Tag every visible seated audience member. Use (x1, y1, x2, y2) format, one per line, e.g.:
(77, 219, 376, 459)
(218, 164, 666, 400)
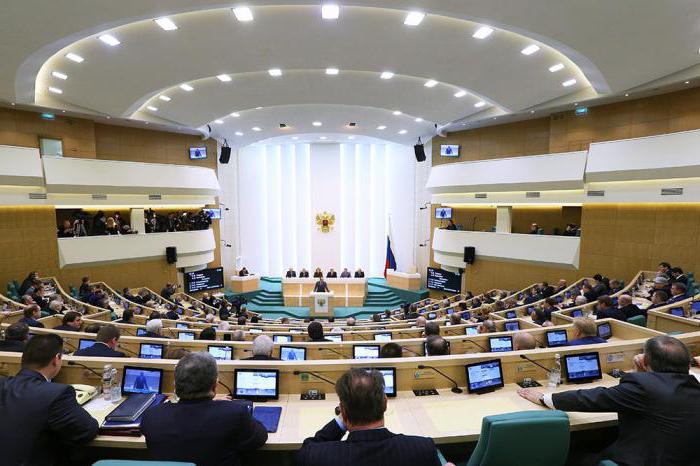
(609, 279, 623, 295)
(657, 261, 672, 277)
(74, 324, 125, 357)
(372, 313, 382, 323)
(379, 342, 402, 359)
(618, 294, 643, 319)
(529, 223, 540, 234)
(647, 290, 669, 310)
(53, 311, 83, 332)
(415, 316, 427, 329)
(542, 298, 559, 321)
(571, 295, 588, 308)
(251, 315, 260, 324)
(296, 368, 447, 466)
(530, 307, 551, 326)
(513, 332, 537, 351)
(556, 279, 568, 292)
(104, 217, 120, 235)
(0, 322, 30, 352)
(236, 315, 247, 326)
(477, 319, 496, 334)
(518, 335, 700, 466)
(17, 271, 38, 297)
(238, 267, 250, 276)
(648, 275, 671, 300)
(84, 323, 102, 334)
(522, 288, 538, 305)
(582, 283, 598, 303)
(280, 317, 291, 325)
(313, 268, 324, 278)
(142, 352, 268, 464)
(145, 319, 168, 339)
(346, 317, 356, 327)
(299, 268, 310, 278)
(46, 300, 63, 316)
(326, 268, 338, 278)
(354, 268, 365, 278)
(667, 282, 688, 304)
(340, 268, 351, 278)
(425, 336, 450, 356)
(199, 327, 217, 341)
(286, 268, 297, 278)
(669, 267, 688, 285)
(118, 309, 134, 324)
(308, 321, 331, 342)
(540, 282, 555, 298)
(245, 335, 278, 360)
(19, 305, 44, 328)
(562, 223, 578, 236)
(230, 330, 246, 342)
(164, 306, 180, 321)
(424, 322, 440, 337)
(57, 220, 74, 238)
(165, 347, 191, 360)
(20, 294, 35, 306)
(592, 274, 610, 297)
(218, 320, 231, 333)
(449, 312, 462, 326)
(0, 334, 99, 465)
(160, 283, 177, 301)
(569, 317, 607, 345)
(595, 295, 627, 321)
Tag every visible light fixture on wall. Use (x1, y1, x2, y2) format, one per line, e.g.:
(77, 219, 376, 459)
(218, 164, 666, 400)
(418, 202, 430, 210)
(220, 240, 232, 248)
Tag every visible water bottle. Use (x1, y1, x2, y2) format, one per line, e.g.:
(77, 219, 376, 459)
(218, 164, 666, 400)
(110, 367, 121, 403)
(548, 354, 561, 388)
(102, 364, 113, 400)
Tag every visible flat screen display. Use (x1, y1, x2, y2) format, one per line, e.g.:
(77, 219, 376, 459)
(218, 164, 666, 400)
(178, 331, 196, 341)
(353, 345, 380, 359)
(505, 311, 517, 319)
(176, 323, 189, 330)
(136, 328, 147, 336)
(670, 307, 685, 317)
(202, 208, 222, 220)
(375, 332, 392, 342)
(78, 339, 94, 350)
(373, 367, 397, 397)
(465, 326, 479, 336)
(691, 301, 700, 314)
(280, 346, 306, 361)
(465, 359, 504, 393)
(546, 330, 569, 347)
(273, 335, 292, 343)
(208, 345, 233, 361)
(189, 147, 207, 160)
(435, 207, 453, 220)
(427, 312, 437, 320)
(234, 369, 279, 400)
(139, 343, 163, 359)
(504, 321, 520, 331)
(184, 267, 224, 293)
(564, 352, 602, 382)
(597, 323, 612, 339)
(462, 311, 471, 320)
(326, 334, 343, 343)
(440, 144, 460, 157)
(427, 267, 462, 294)
(572, 309, 583, 318)
(249, 328, 263, 334)
(122, 367, 163, 395)
(289, 329, 303, 334)
(488, 336, 513, 352)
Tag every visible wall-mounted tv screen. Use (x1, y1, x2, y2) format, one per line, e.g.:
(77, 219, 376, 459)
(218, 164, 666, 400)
(184, 267, 224, 293)
(440, 145, 460, 157)
(427, 267, 462, 294)
(189, 147, 207, 160)
(435, 207, 453, 220)
(202, 208, 222, 220)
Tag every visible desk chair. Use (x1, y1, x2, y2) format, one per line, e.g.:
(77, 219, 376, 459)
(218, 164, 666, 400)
(438, 410, 570, 466)
(626, 315, 646, 327)
(94, 461, 195, 466)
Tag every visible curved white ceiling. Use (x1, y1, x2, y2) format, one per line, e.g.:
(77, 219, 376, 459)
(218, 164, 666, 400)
(3, 1, 700, 145)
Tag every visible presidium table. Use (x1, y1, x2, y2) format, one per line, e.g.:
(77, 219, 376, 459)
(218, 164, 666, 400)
(282, 278, 368, 311)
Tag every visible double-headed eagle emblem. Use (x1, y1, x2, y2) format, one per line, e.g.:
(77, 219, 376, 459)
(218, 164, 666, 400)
(315, 211, 335, 233)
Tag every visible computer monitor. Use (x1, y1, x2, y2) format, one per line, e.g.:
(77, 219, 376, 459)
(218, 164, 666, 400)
(136, 328, 147, 336)
(465, 359, 504, 394)
(505, 311, 517, 319)
(488, 336, 513, 352)
(353, 345, 380, 359)
(432, 304, 440, 310)
(446, 308, 454, 315)
(546, 330, 569, 347)
(234, 369, 280, 401)
(465, 326, 479, 336)
(326, 334, 343, 343)
(121, 366, 163, 395)
(176, 323, 189, 330)
(427, 312, 437, 320)
(178, 331, 196, 341)
(176, 308, 184, 315)
(691, 301, 700, 315)
(572, 309, 584, 318)
(670, 307, 685, 317)
(462, 311, 471, 320)
(597, 322, 612, 339)
(279, 346, 306, 361)
(563, 352, 602, 383)
(289, 328, 303, 334)
(374, 332, 392, 342)
(372, 367, 397, 397)
(504, 321, 520, 332)
(208, 345, 233, 361)
(139, 343, 164, 359)
(249, 328, 263, 334)
(78, 339, 94, 350)
(273, 335, 292, 343)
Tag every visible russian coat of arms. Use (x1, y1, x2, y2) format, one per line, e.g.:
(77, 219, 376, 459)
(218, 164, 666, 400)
(315, 211, 335, 233)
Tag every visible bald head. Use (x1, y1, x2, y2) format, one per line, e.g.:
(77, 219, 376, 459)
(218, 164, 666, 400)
(513, 332, 537, 351)
(618, 294, 633, 306)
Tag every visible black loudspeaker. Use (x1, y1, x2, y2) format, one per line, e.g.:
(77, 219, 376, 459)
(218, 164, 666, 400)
(414, 143, 426, 162)
(166, 247, 177, 264)
(219, 146, 231, 164)
(464, 247, 475, 265)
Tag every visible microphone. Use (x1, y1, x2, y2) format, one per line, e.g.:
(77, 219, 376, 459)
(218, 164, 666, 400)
(417, 364, 463, 394)
(217, 378, 233, 396)
(293, 370, 337, 387)
(464, 339, 488, 352)
(63, 339, 78, 352)
(319, 347, 346, 359)
(519, 354, 552, 374)
(67, 360, 103, 379)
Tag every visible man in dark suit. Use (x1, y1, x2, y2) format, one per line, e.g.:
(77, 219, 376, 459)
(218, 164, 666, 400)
(243, 335, 279, 360)
(18, 304, 44, 328)
(74, 324, 125, 357)
(646, 290, 669, 310)
(518, 335, 700, 466)
(617, 294, 644, 319)
(0, 334, 99, 465)
(354, 268, 365, 278)
(594, 295, 627, 321)
(0, 322, 29, 352)
(326, 268, 338, 278)
(569, 317, 607, 345)
(666, 282, 688, 305)
(286, 268, 297, 278)
(299, 268, 310, 278)
(142, 352, 267, 465)
(540, 282, 555, 298)
(238, 267, 250, 277)
(53, 311, 84, 332)
(314, 277, 330, 293)
(669, 267, 688, 285)
(339, 268, 351, 278)
(296, 368, 446, 466)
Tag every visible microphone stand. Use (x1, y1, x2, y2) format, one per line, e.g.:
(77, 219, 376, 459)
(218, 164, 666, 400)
(401, 346, 422, 357)
(463, 338, 489, 352)
(67, 360, 103, 380)
(519, 354, 553, 374)
(417, 364, 463, 394)
(217, 379, 234, 396)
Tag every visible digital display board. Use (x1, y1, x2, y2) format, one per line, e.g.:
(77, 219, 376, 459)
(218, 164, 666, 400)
(426, 267, 462, 294)
(184, 267, 224, 293)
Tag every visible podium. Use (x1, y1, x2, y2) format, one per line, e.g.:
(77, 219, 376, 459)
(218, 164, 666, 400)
(310, 292, 334, 318)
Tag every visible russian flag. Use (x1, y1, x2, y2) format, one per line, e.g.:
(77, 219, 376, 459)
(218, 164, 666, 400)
(384, 236, 397, 277)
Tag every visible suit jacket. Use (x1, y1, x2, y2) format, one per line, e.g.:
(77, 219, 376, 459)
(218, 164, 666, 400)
(74, 342, 125, 358)
(286, 271, 297, 278)
(340, 272, 351, 278)
(326, 272, 338, 278)
(296, 419, 441, 466)
(53, 324, 78, 332)
(314, 281, 330, 292)
(620, 303, 644, 319)
(667, 294, 687, 305)
(552, 371, 700, 466)
(569, 336, 607, 345)
(595, 307, 628, 321)
(244, 355, 279, 361)
(141, 398, 267, 466)
(0, 339, 25, 352)
(0, 369, 99, 465)
(354, 271, 365, 278)
(299, 271, 310, 278)
(18, 316, 44, 328)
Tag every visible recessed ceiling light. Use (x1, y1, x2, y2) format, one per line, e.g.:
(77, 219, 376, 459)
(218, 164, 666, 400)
(562, 78, 577, 87)
(268, 68, 283, 77)
(146, 105, 158, 111)
(321, 4, 340, 19)
(217, 74, 232, 82)
(320, 136, 327, 140)
(312, 121, 323, 127)
(392, 110, 402, 116)
(98, 34, 120, 46)
(473, 26, 493, 39)
(377, 125, 387, 130)
(398, 130, 408, 135)
(252, 126, 262, 131)
(214, 119, 224, 124)
(415, 117, 423, 122)
(158, 95, 171, 102)
(235, 131, 244, 136)
(48, 86, 63, 94)
(255, 106, 263, 109)
(154, 17, 178, 31)
(65, 52, 84, 63)
(549, 63, 564, 73)
(530, 110, 535, 114)
(685, 80, 691, 84)
(474, 101, 486, 108)
(454, 90, 467, 98)
(348, 136, 355, 140)
(521, 44, 540, 55)
(404, 11, 425, 26)
(230, 112, 240, 117)
(380, 71, 395, 80)
(624, 93, 629, 97)
(51, 71, 68, 80)
(424, 80, 438, 88)
(325, 68, 339, 75)
(232, 7, 254, 22)
(180, 83, 194, 91)
(292, 136, 299, 140)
